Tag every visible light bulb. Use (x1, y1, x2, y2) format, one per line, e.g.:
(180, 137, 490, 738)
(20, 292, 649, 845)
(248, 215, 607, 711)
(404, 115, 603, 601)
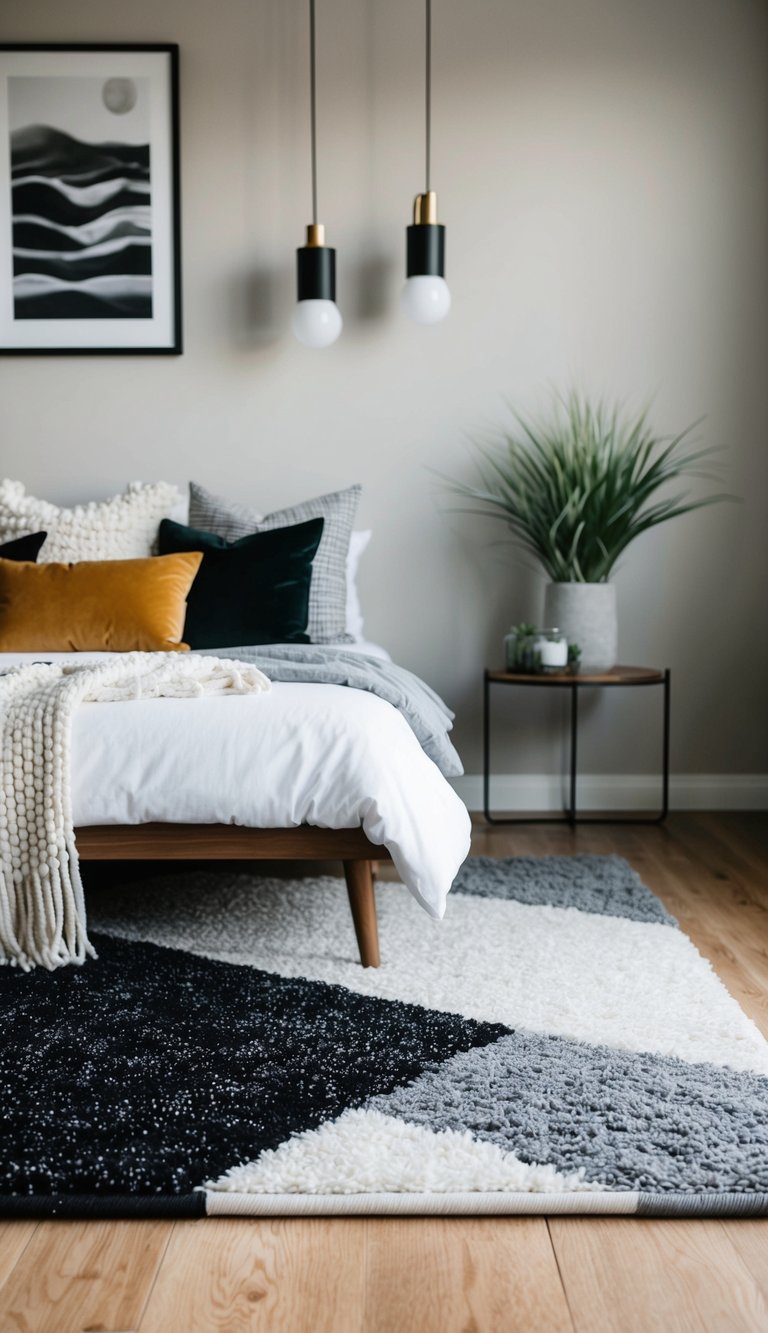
(401, 274, 451, 325)
(291, 298, 342, 348)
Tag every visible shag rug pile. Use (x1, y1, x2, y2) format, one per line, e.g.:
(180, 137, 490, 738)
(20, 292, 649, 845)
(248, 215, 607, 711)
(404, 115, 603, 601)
(1, 854, 766, 1218)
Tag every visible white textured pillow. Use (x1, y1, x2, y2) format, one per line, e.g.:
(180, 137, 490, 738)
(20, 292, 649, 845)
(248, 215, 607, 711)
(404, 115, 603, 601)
(346, 530, 371, 641)
(0, 480, 182, 562)
(131, 480, 190, 527)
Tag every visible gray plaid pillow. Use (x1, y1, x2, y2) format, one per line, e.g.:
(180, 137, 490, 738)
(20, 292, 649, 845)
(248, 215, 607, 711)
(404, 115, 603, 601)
(189, 481, 362, 643)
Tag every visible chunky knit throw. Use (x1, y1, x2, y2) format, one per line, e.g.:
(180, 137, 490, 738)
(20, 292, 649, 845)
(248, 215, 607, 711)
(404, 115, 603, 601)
(0, 654, 271, 971)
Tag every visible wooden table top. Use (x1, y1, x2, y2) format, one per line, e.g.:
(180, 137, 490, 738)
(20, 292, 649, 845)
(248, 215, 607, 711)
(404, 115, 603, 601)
(486, 665, 666, 686)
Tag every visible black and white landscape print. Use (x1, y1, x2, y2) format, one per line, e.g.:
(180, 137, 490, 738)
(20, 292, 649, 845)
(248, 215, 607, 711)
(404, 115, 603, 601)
(9, 76, 153, 320)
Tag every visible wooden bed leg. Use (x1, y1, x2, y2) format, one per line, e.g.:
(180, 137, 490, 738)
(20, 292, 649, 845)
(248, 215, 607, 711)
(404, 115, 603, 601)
(343, 859, 381, 968)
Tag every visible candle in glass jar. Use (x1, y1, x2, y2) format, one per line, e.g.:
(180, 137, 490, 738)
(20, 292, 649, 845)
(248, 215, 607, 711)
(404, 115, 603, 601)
(536, 632, 568, 668)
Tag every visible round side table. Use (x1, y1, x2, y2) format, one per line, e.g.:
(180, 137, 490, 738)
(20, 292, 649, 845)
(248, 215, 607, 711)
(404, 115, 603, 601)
(483, 665, 670, 825)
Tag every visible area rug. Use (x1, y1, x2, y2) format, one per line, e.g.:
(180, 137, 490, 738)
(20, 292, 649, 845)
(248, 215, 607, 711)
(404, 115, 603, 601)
(1, 855, 766, 1218)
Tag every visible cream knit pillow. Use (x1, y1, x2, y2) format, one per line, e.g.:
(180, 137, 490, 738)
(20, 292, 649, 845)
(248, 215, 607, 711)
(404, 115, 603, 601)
(0, 480, 182, 562)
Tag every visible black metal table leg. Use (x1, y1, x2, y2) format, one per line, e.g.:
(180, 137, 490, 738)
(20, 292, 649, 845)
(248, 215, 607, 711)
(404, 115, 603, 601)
(483, 670, 492, 823)
(568, 681, 578, 824)
(482, 670, 573, 825)
(660, 668, 671, 823)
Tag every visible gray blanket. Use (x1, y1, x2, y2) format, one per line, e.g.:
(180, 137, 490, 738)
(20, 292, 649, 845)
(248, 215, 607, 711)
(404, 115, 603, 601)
(196, 645, 463, 778)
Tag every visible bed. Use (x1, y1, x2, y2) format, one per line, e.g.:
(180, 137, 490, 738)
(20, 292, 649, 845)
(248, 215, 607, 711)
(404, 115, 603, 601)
(2, 642, 471, 968)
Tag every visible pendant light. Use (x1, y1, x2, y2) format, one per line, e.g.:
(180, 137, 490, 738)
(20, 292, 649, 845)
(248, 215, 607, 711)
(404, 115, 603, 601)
(291, 0, 342, 348)
(401, 0, 451, 324)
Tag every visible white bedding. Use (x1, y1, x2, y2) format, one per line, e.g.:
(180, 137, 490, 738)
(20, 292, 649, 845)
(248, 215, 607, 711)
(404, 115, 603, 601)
(0, 646, 470, 919)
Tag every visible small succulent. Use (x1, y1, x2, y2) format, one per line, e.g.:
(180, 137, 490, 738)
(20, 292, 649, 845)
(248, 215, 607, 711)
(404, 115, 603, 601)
(506, 623, 540, 673)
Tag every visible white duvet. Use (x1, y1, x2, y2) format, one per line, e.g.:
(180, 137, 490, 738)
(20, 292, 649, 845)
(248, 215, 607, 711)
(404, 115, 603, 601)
(0, 646, 471, 919)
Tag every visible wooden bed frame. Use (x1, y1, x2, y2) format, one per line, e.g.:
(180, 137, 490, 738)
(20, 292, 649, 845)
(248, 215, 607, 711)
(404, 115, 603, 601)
(75, 825, 388, 968)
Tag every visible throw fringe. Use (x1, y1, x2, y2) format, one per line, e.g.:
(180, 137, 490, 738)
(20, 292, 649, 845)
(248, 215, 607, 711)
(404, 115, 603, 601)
(0, 654, 270, 971)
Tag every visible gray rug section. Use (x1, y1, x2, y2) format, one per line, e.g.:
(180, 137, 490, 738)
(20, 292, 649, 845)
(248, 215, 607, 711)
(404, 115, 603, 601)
(452, 855, 677, 926)
(368, 1031, 768, 1195)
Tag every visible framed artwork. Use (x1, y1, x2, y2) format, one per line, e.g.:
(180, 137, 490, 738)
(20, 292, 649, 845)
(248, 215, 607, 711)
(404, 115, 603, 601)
(0, 44, 181, 355)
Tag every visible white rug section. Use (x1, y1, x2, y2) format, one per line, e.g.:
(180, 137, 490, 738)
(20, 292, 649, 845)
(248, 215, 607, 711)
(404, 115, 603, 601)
(92, 873, 768, 1075)
(205, 1108, 602, 1197)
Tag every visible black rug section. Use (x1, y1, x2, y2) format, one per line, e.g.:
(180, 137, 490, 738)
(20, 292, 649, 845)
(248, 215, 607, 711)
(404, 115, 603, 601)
(0, 933, 506, 1200)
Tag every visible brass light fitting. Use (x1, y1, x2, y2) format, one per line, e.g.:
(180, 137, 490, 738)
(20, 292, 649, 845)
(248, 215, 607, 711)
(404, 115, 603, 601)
(305, 222, 326, 247)
(413, 191, 438, 226)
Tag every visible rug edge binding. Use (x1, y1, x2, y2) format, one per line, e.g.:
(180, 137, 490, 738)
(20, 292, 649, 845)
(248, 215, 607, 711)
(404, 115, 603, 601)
(203, 1189, 768, 1218)
(2, 1190, 766, 1219)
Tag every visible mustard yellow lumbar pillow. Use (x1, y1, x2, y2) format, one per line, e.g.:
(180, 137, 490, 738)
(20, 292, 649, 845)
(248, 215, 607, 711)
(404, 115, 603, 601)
(0, 552, 203, 652)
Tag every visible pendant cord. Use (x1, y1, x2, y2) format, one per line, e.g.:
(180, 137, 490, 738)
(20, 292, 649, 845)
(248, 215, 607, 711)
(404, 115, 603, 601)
(310, 0, 318, 224)
(425, 0, 431, 192)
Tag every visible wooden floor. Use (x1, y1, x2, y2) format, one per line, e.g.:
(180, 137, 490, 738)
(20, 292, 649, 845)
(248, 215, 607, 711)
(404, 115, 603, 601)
(1, 813, 767, 1333)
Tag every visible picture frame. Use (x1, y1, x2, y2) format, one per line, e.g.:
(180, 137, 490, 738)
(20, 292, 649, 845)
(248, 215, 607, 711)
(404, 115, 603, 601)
(0, 43, 181, 355)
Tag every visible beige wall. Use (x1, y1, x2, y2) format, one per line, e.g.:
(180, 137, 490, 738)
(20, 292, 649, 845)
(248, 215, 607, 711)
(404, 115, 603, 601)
(2, 0, 767, 785)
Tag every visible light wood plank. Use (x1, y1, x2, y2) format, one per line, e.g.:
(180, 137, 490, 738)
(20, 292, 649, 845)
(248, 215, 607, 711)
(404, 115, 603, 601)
(723, 1221, 768, 1304)
(549, 1218, 768, 1333)
(665, 822, 768, 976)
(0, 1219, 172, 1333)
(139, 1219, 367, 1333)
(673, 815, 768, 893)
(0, 1221, 37, 1289)
(363, 1218, 573, 1333)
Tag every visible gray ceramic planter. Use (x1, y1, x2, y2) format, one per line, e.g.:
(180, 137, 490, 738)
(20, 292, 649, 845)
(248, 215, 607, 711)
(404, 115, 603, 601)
(542, 582, 617, 670)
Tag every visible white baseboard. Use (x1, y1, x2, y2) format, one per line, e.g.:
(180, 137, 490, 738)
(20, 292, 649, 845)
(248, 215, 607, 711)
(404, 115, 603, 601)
(451, 773, 768, 813)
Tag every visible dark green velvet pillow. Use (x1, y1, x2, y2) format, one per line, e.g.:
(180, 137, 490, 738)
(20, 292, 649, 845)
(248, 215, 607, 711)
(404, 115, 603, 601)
(157, 516, 324, 649)
(0, 532, 48, 561)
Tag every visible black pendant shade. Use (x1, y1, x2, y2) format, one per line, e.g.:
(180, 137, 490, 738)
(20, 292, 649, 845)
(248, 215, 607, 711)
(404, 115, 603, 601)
(297, 226, 336, 301)
(406, 220, 445, 279)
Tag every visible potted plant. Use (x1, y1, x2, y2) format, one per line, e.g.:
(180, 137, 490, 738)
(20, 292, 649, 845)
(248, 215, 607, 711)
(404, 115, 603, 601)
(448, 392, 727, 669)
